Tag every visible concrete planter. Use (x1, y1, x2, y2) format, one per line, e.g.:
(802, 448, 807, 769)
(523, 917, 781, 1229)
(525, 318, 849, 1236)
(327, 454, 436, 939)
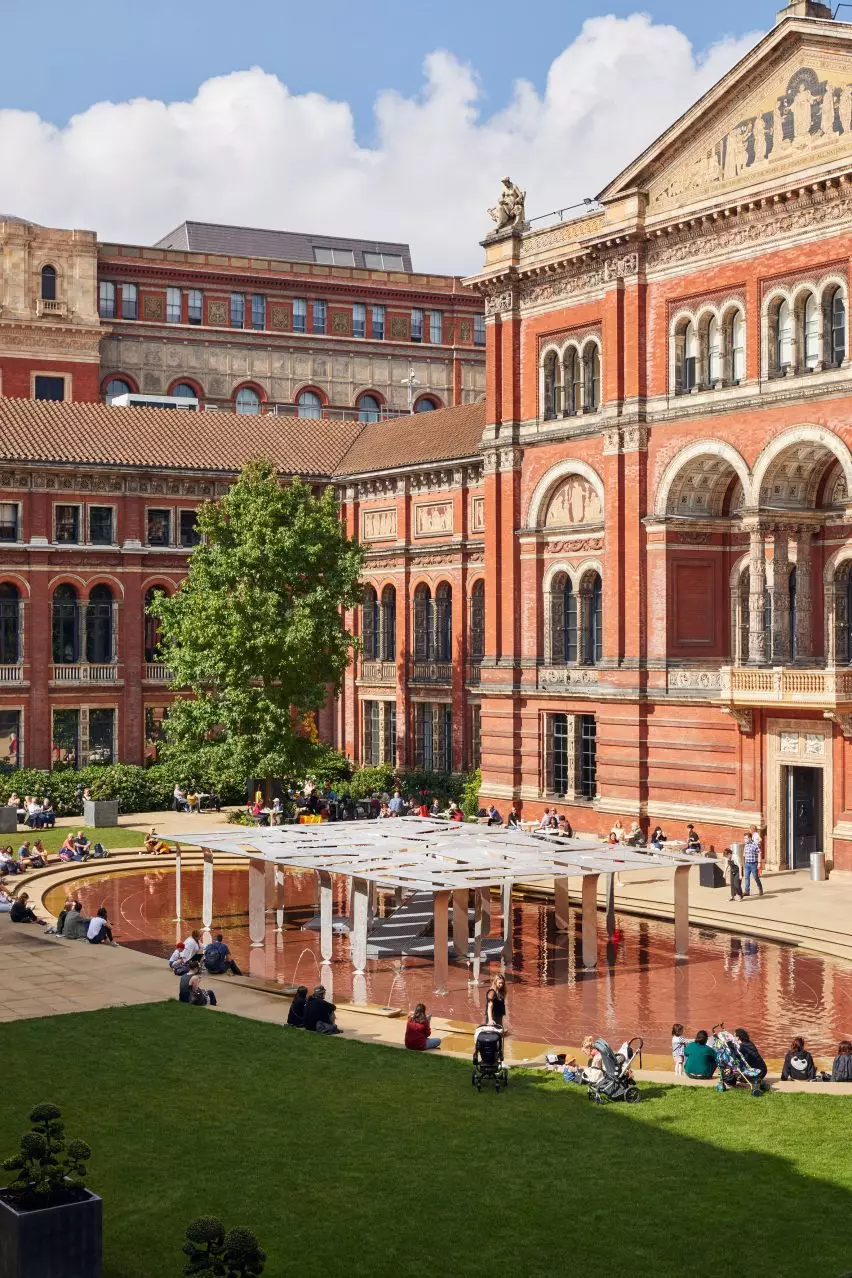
(0, 805, 17, 833)
(82, 801, 118, 828)
(0, 1188, 102, 1277)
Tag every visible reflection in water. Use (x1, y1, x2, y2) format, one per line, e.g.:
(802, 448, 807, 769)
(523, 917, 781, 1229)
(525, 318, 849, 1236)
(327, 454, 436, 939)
(47, 866, 852, 1057)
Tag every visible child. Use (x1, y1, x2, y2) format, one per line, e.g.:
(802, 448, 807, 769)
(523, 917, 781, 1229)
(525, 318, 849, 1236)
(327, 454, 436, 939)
(671, 1023, 689, 1076)
(723, 847, 743, 901)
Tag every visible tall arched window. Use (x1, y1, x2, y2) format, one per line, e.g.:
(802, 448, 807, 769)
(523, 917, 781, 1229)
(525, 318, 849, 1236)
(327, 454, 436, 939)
(297, 390, 322, 419)
(52, 584, 80, 664)
(731, 309, 746, 384)
(581, 573, 603, 665)
(380, 585, 396, 660)
(827, 286, 847, 368)
(583, 345, 601, 411)
(86, 585, 114, 664)
(144, 587, 164, 663)
(777, 299, 793, 371)
(470, 579, 485, 661)
(564, 348, 581, 416)
(708, 316, 722, 384)
(358, 394, 381, 423)
(543, 352, 559, 420)
(435, 583, 452, 662)
(549, 573, 578, 664)
(413, 584, 434, 661)
(0, 584, 20, 664)
(803, 293, 820, 371)
(41, 265, 57, 301)
(361, 585, 379, 661)
(235, 386, 261, 415)
(675, 319, 699, 394)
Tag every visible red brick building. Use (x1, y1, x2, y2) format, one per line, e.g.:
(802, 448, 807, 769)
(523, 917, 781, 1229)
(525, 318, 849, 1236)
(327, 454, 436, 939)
(7, 0, 852, 876)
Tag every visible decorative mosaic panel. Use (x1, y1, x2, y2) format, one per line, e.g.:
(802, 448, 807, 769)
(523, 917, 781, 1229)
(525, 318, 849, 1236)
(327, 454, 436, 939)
(331, 310, 351, 337)
(207, 300, 228, 327)
(390, 316, 409, 341)
(142, 293, 164, 322)
(268, 303, 291, 331)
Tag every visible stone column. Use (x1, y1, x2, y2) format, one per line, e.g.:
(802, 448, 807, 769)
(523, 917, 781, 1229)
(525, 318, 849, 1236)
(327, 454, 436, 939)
(771, 526, 790, 664)
(350, 877, 369, 973)
(747, 523, 768, 664)
(673, 864, 691, 958)
(554, 877, 571, 933)
(581, 873, 600, 969)
(433, 890, 450, 994)
(201, 849, 214, 941)
(248, 857, 266, 949)
(794, 525, 814, 662)
(316, 870, 333, 963)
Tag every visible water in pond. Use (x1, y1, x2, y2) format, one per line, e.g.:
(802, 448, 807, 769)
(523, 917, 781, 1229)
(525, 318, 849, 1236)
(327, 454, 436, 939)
(47, 866, 852, 1059)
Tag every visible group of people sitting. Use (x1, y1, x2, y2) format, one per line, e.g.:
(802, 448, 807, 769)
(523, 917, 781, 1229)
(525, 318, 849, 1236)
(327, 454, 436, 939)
(286, 984, 341, 1033)
(671, 1023, 852, 1083)
(58, 831, 108, 862)
(0, 841, 51, 874)
(172, 784, 221, 814)
(168, 930, 241, 1006)
(5, 794, 57, 829)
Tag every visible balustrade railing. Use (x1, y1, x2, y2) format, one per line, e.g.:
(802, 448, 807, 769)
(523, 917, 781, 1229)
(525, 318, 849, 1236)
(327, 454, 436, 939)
(410, 661, 453, 683)
(0, 664, 22, 683)
(359, 660, 397, 683)
(51, 663, 118, 683)
(143, 663, 172, 682)
(719, 665, 852, 704)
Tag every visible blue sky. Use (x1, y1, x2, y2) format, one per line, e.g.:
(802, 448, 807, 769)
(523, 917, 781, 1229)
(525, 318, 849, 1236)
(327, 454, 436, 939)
(4, 0, 763, 134)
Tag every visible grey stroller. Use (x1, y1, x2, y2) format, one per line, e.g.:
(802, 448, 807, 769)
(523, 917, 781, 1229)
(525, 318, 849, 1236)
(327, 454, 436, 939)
(586, 1036, 642, 1105)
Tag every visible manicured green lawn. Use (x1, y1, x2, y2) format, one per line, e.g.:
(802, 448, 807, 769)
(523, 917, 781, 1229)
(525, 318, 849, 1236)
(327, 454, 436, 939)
(3, 1004, 851, 1278)
(8, 826, 145, 856)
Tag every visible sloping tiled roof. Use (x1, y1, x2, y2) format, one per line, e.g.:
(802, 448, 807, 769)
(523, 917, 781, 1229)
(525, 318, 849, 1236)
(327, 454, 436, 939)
(0, 398, 362, 477)
(333, 402, 485, 477)
(154, 221, 413, 271)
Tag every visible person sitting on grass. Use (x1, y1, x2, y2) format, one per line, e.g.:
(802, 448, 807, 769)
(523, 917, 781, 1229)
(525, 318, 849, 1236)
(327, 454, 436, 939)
(781, 1036, 817, 1082)
(302, 985, 341, 1034)
(831, 1040, 852, 1082)
(10, 892, 44, 925)
(87, 907, 115, 945)
(178, 957, 218, 1007)
(405, 1003, 441, 1051)
(60, 901, 89, 939)
(683, 1030, 717, 1079)
(203, 932, 242, 976)
(287, 986, 309, 1028)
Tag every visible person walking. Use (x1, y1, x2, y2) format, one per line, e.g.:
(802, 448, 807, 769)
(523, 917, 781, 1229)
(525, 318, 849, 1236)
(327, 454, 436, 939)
(742, 829, 764, 897)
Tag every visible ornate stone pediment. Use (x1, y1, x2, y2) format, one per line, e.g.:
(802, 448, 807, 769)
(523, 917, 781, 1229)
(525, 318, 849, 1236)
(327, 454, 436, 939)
(601, 23, 852, 216)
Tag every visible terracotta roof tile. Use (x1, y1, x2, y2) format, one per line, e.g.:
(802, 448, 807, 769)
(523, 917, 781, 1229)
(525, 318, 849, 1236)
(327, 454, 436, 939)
(333, 402, 485, 477)
(0, 398, 362, 477)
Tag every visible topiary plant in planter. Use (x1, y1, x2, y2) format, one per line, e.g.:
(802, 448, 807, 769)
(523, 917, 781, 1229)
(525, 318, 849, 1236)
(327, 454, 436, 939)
(183, 1215, 266, 1276)
(0, 1103, 101, 1278)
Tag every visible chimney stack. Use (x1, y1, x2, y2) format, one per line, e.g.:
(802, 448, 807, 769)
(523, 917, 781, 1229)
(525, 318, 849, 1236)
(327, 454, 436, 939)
(776, 1, 833, 21)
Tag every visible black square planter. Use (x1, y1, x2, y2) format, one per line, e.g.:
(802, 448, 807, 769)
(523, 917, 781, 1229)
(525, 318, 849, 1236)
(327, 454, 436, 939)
(0, 1189, 102, 1278)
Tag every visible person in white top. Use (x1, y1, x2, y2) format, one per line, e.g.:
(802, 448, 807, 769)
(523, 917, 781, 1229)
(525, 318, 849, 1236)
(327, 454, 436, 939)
(87, 907, 114, 945)
(182, 929, 202, 962)
(168, 942, 187, 969)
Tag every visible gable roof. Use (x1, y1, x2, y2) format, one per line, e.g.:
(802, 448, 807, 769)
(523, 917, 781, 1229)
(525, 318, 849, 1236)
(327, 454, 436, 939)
(0, 397, 362, 477)
(154, 220, 413, 271)
(333, 402, 486, 477)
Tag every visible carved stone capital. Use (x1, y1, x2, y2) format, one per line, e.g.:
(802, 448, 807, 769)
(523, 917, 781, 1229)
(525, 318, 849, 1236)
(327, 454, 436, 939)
(484, 288, 518, 317)
(722, 707, 754, 734)
(482, 449, 500, 475)
(824, 711, 852, 739)
(499, 446, 523, 472)
(602, 428, 622, 456)
(621, 425, 648, 453)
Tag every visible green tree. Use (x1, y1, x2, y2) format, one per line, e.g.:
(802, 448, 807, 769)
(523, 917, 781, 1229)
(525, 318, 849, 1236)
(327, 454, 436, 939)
(151, 461, 363, 781)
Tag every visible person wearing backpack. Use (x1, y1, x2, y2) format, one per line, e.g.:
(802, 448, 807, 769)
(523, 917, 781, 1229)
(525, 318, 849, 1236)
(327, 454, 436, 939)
(781, 1036, 817, 1081)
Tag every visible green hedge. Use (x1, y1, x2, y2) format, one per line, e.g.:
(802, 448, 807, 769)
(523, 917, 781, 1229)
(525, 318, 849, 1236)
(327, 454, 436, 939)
(0, 761, 241, 817)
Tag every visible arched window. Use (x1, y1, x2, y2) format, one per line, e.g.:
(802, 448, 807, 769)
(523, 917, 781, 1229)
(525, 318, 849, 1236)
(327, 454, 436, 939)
(361, 585, 379, 661)
(52, 584, 80, 664)
(708, 316, 722, 385)
(413, 584, 434, 661)
(564, 348, 581, 416)
(144, 587, 164, 663)
(581, 573, 603, 665)
(414, 397, 438, 413)
(675, 319, 698, 394)
(543, 352, 560, 420)
(235, 386, 261, 415)
(104, 378, 132, 402)
(86, 585, 114, 664)
(583, 346, 601, 411)
(435, 583, 452, 662)
(297, 390, 322, 419)
(470, 579, 485, 661)
(776, 299, 793, 372)
(826, 286, 846, 368)
(731, 309, 746, 384)
(41, 264, 57, 301)
(358, 394, 381, 423)
(171, 382, 199, 400)
(803, 293, 820, 371)
(0, 584, 20, 664)
(380, 585, 396, 661)
(549, 574, 578, 664)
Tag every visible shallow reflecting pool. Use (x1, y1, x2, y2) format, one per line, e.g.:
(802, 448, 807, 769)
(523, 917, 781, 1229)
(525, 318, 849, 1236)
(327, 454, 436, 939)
(47, 866, 852, 1058)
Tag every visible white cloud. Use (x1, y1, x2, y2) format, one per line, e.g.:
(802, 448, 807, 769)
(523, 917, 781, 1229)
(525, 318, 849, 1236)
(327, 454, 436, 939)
(0, 14, 760, 274)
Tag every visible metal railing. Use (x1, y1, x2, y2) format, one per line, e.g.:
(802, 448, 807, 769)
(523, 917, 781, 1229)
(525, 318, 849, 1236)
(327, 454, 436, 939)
(51, 663, 118, 683)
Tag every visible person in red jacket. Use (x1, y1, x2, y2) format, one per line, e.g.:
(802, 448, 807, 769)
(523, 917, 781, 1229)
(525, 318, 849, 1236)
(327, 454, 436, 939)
(405, 1003, 441, 1051)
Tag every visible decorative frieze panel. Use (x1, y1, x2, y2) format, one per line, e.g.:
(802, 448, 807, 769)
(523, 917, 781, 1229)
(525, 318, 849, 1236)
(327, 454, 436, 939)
(538, 666, 599, 689)
(667, 667, 723, 693)
(414, 502, 453, 537)
(544, 476, 602, 528)
(520, 252, 639, 310)
(484, 290, 516, 317)
(470, 495, 485, 533)
(361, 508, 397, 542)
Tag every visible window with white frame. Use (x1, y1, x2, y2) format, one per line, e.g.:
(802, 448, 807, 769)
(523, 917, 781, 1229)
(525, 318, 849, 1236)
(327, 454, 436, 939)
(230, 293, 245, 329)
(120, 284, 137, 320)
(293, 298, 307, 333)
(88, 506, 114, 545)
(827, 285, 847, 368)
(803, 292, 820, 371)
(166, 287, 182, 323)
(98, 281, 116, 319)
(251, 294, 265, 331)
(411, 308, 423, 342)
(364, 252, 404, 271)
(146, 509, 172, 547)
(0, 503, 20, 542)
(54, 504, 81, 544)
(474, 314, 486, 346)
(187, 290, 203, 325)
(312, 300, 327, 335)
(372, 305, 385, 340)
(429, 310, 443, 344)
(353, 303, 366, 338)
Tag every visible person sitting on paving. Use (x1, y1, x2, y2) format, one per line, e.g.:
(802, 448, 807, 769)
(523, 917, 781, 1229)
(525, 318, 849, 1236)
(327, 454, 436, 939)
(781, 1036, 818, 1082)
(61, 901, 90, 940)
(405, 1003, 441, 1051)
(0, 844, 17, 875)
(57, 833, 77, 862)
(178, 957, 218, 1007)
(683, 1030, 718, 1079)
(168, 941, 187, 971)
(287, 986, 309, 1027)
(203, 932, 242, 976)
(302, 985, 341, 1034)
(182, 929, 203, 962)
(831, 1040, 852, 1082)
(735, 1028, 767, 1084)
(10, 892, 44, 925)
(87, 907, 115, 945)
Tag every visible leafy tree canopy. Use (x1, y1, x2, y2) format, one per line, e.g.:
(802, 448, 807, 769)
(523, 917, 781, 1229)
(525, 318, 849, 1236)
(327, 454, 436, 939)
(151, 461, 363, 780)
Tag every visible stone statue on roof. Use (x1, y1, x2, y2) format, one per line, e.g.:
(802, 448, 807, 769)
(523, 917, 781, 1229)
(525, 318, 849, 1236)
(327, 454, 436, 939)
(488, 177, 526, 233)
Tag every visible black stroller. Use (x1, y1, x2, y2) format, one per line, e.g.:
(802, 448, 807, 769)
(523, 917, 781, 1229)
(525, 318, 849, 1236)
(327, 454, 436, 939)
(586, 1037, 642, 1105)
(472, 1025, 508, 1092)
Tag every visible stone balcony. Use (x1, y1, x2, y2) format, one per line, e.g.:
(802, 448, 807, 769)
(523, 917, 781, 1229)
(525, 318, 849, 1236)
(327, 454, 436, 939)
(409, 661, 453, 685)
(143, 663, 172, 683)
(666, 664, 852, 708)
(0, 664, 23, 684)
(359, 660, 397, 685)
(51, 662, 118, 684)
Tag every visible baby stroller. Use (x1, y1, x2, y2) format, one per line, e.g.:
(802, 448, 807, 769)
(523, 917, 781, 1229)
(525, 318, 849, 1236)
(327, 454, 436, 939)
(711, 1025, 763, 1096)
(586, 1037, 642, 1104)
(472, 1025, 508, 1092)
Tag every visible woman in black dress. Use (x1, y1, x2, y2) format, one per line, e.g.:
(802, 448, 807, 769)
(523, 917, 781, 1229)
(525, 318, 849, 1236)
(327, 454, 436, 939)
(485, 974, 508, 1032)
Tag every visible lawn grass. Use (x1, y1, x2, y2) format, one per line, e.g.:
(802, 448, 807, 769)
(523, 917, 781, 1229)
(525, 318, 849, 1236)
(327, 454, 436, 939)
(8, 826, 146, 856)
(2, 1005, 851, 1278)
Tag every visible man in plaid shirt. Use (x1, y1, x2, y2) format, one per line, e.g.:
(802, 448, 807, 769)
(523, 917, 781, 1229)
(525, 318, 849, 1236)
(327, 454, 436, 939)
(742, 830, 764, 897)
